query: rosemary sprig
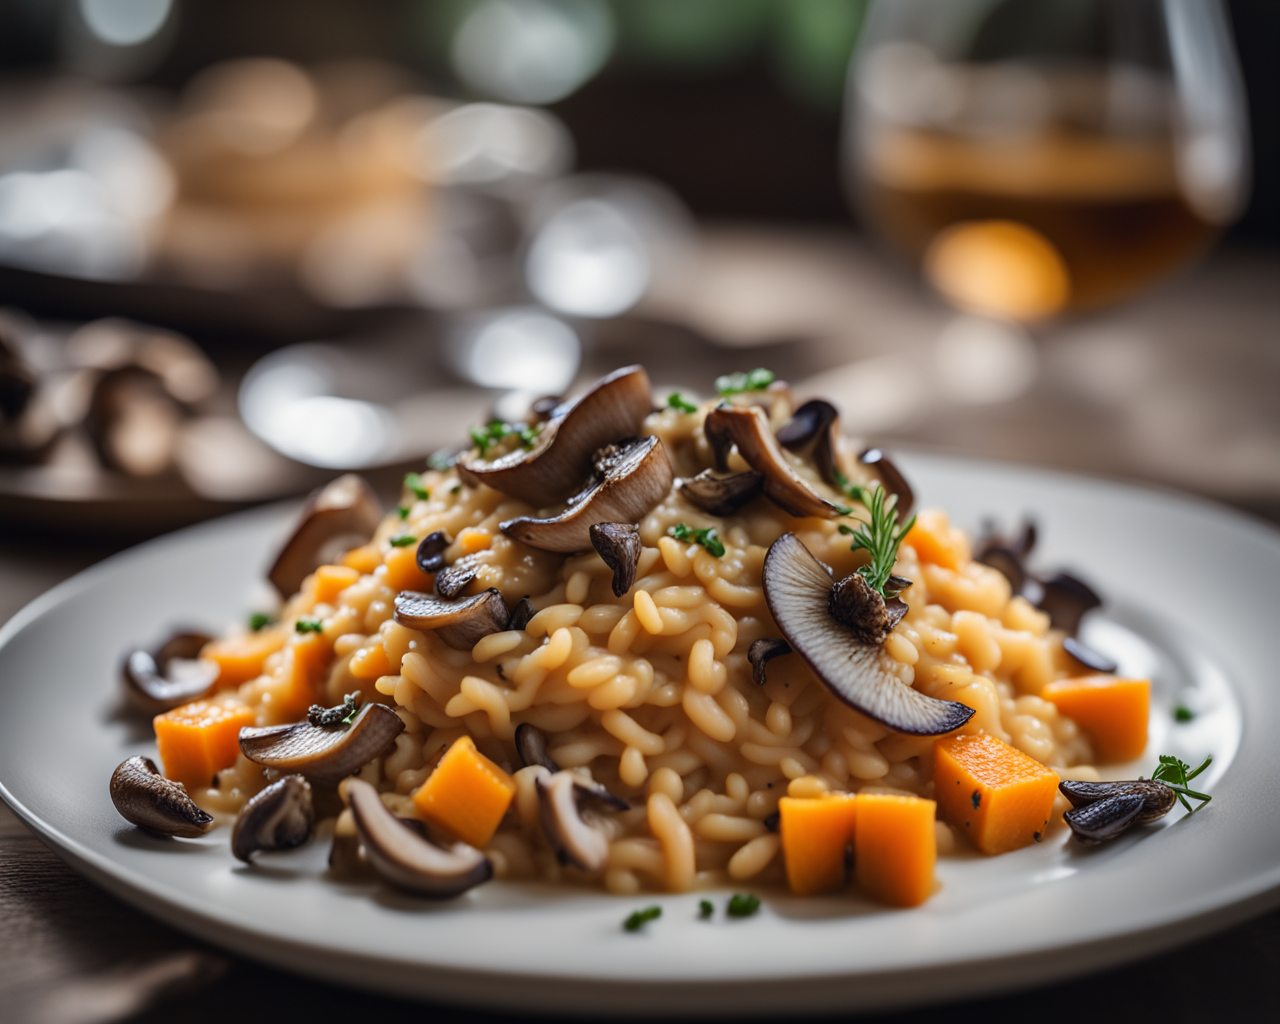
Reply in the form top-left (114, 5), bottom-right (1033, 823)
top-left (834, 471), bottom-right (915, 599)
top-left (1150, 754), bottom-right (1213, 814)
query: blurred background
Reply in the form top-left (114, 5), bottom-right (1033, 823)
top-left (0, 0), bottom-right (1276, 539)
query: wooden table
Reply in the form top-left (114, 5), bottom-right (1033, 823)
top-left (3, 229), bottom-right (1279, 1023)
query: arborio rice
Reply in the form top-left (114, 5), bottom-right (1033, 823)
top-left (178, 366), bottom-right (1107, 898)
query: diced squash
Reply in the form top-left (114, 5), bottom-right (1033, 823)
top-left (154, 696), bottom-right (256, 791)
top-left (854, 794), bottom-right (937, 907)
top-left (1041, 675), bottom-right (1149, 763)
top-left (456, 527), bottom-right (491, 555)
top-left (274, 631), bottom-right (333, 720)
top-left (310, 564), bottom-right (360, 605)
top-left (348, 642), bottom-right (393, 681)
top-left (201, 627), bottom-right (285, 687)
top-left (904, 509), bottom-right (969, 570)
top-left (779, 794), bottom-right (858, 896)
top-left (934, 732), bottom-right (1059, 855)
top-left (412, 736), bottom-right (516, 848)
top-left (341, 543), bottom-right (382, 575)
top-left (382, 543), bottom-right (433, 593)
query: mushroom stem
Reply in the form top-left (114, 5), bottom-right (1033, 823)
top-left (747, 638), bottom-right (791, 686)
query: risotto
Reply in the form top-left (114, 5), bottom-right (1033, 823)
top-left (113, 365), bottom-right (1152, 907)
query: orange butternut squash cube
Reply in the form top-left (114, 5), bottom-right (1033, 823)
top-left (1041, 675), bottom-right (1149, 763)
top-left (310, 564), bottom-right (360, 605)
top-left (154, 696), bottom-right (256, 791)
top-left (855, 794), bottom-right (937, 907)
top-left (904, 509), bottom-right (969, 570)
top-left (201, 628), bottom-right (285, 687)
top-left (779, 795), bottom-right (859, 896)
top-left (276, 631), bottom-right (333, 720)
top-left (934, 732), bottom-right (1059, 855)
top-left (341, 543), bottom-right (382, 575)
top-left (412, 736), bottom-right (516, 848)
top-left (348, 642), bottom-right (393, 681)
top-left (381, 543), bottom-right (433, 593)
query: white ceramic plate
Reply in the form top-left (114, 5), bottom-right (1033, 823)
top-left (2, 454), bottom-right (1278, 1016)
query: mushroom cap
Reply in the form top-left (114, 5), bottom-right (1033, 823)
top-left (677, 469), bottom-right (765, 516)
top-left (747, 637), bottom-right (792, 686)
top-left (231, 774), bottom-right (314, 862)
top-left (121, 631), bottom-right (219, 713)
top-left (777, 399), bottom-right (841, 486)
top-left (858, 448), bottom-right (915, 520)
top-left (459, 365), bottom-right (654, 507)
top-left (589, 522), bottom-right (642, 597)
top-left (536, 769), bottom-right (612, 873)
top-left (500, 435), bottom-right (674, 553)
top-left (268, 474), bottom-right (382, 597)
top-left (347, 779), bottom-right (491, 898)
top-left (238, 703), bottom-right (405, 786)
top-left (109, 755), bottom-right (214, 838)
top-left (761, 533), bottom-right (975, 736)
top-left (394, 588), bottom-right (511, 650)
top-left (1058, 778), bottom-right (1175, 824)
top-left (1063, 792), bottom-right (1147, 844)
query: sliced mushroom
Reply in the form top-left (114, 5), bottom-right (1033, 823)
top-left (536, 769), bottom-right (629, 873)
top-left (590, 522), bottom-right (642, 597)
top-left (415, 530), bottom-right (451, 575)
top-left (762, 533), bottom-right (974, 735)
top-left (394, 588), bottom-right (511, 650)
top-left (346, 778), bottom-right (491, 898)
top-left (827, 572), bottom-right (910, 643)
top-left (678, 469), bottom-right (765, 516)
top-left (859, 448), bottom-right (915, 519)
top-left (747, 638), bottom-right (792, 686)
top-left (1063, 792), bottom-right (1148, 844)
top-left (515, 723), bottom-right (560, 771)
top-left (1062, 635), bottom-right (1119, 674)
top-left (704, 405), bottom-right (844, 518)
top-left (231, 775), bottom-right (314, 862)
top-left (507, 596), bottom-right (535, 632)
top-left (122, 631), bottom-right (219, 712)
top-left (434, 562), bottom-right (478, 599)
top-left (458, 365), bottom-right (654, 506)
top-left (1059, 779), bottom-right (1175, 824)
top-left (777, 399), bottom-right (840, 485)
top-left (110, 756), bottom-right (214, 838)
top-left (239, 703), bottom-right (404, 786)
top-left (268, 474), bottom-right (382, 597)
top-left (1037, 572), bottom-right (1103, 636)
top-left (500, 435), bottom-right (674, 553)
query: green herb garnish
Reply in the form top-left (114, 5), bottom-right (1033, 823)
top-left (624, 905), bottom-right (662, 931)
top-left (1174, 705), bottom-right (1195, 723)
top-left (397, 505), bottom-right (410, 520)
top-left (307, 692), bottom-right (362, 728)
top-left (726, 893), bottom-right (761, 918)
top-left (404, 472), bottom-right (429, 501)
top-left (698, 899), bottom-right (714, 919)
top-left (1150, 754), bottom-right (1213, 814)
top-left (295, 618), bottom-right (323, 634)
top-left (451, 484), bottom-right (462, 495)
top-left (389, 534), bottom-right (416, 547)
top-left (834, 473), bottom-right (916, 599)
top-left (249, 612), bottom-right (273, 632)
top-left (715, 368), bottom-right (775, 396)
top-left (469, 420), bottom-right (541, 456)
top-left (669, 522), bottom-right (725, 558)
top-left (667, 392), bottom-right (698, 414)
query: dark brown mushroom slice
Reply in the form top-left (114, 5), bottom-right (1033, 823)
top-left (238, 703), bottom-right (404, 786)
top-left (109, 756), bottom-right (214, 838)
top-left (347, 778), bottom-right (492, 898)
top-left (500, 435), bottom-right (674, 553)
top-left (268, 474), bottom-right (382, 598)
top-left (86, 366), bottom-right (184, 477)
top-left (536, 769), bottom-right (618, 873)
top-left (394, 588), bottom-right (511, 650)
top-left (678, 469), bottom-right (765, 516)
top-left (230, 775), bottom-right (314, 862)
top-left (762, 533), bottom-right (974, 735)
top-left (827, 573), bottom-right (909, 644)
top-left (122, 631), bottom-right (219, 713)
top-left (1059, 779), bottom-right (1176, 824)
top-left (977, 545), bottom-right (1027, 596)
top-left (704, 405), bottom-right (845, 519)
top-left (434, 562), bottom-right (478, 599)
top-left (507, 596), bottom-right (535, 632)
top-left (458, 365), bottom-right (654, 506)
top-left (1062, 636), bottom-right (1119, 675)
top-left (415, 530), bottom-right (451, 575)
top-left (1063, 792), bottom-right (1147, 844)
top-left (1036, 571), bottom-right (1103, 636)
top-left (590, 522), bottom-right (642, 597)
top-left (747, 638), bottom-right (792, 686)
top-left (777, 399), bottom-right (840, 485)
top-left (516, 723), bottom-right (560, 771)
top-left (858, 448), bottom-right (915, 520)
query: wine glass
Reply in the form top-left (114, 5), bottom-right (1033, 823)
top-left (843, 0), bottom-right (1250, 322)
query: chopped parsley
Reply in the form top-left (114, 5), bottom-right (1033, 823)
top-left (469, 419), bottom-right (541, 457)
top-left (307, 692), bottom-right (362, 728)
top-left (669, 522), bottom-right (725, 558)
top-left (397, 505), bottom-right (410, 520)
top-left (389, 534), bottom-right (416, 547)
top-left (403, 472), bottom-right (429, 501)
top-left (295, 618), bottom-right (323, 634)
top-left (834, 473), bottom-right (916, 599)
top-left (248, 612), bottom-right (273, 632)
top-left (1150, 754), bottom-right (1213, 814)
top-left (1174, 705), bottom-right (1195, 723)
top-left (698, 899), bottom-right (714, 920)
top-left (715, 368), bottom-right (775, 396)
top-left (624, 905), bottom-right (662, 932)
top-left (667, 392), bottom-right (698, 414)
top-left (726, 893), bottom-right (761, 918)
